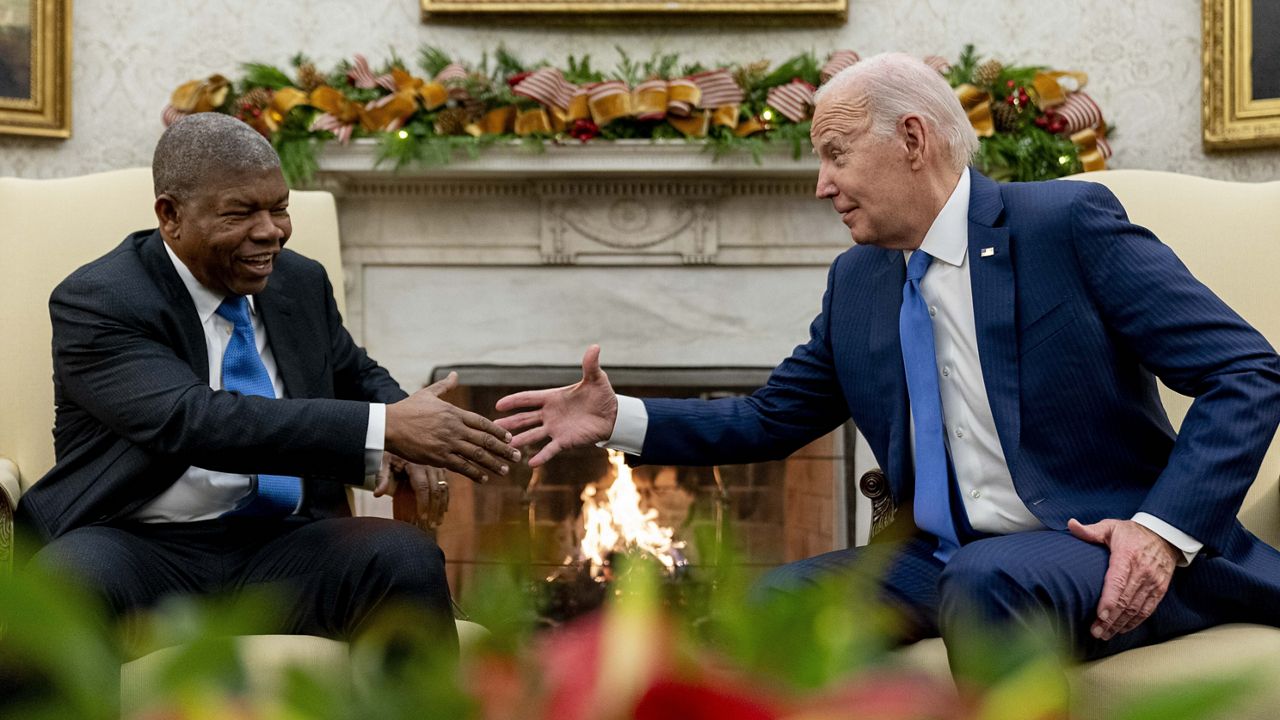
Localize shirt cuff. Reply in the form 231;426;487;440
597;395;648;455
363;403;386;484
1132;512;1202;566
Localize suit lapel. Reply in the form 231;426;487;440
256;270;313;399
967;171;1020;458
863;249;914;504
138;231;209;380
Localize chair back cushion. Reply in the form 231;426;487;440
0;168;344;491
1063;170;1280;547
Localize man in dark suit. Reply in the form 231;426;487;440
20;113;520;647
493;53;1280;665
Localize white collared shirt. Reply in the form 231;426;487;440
128;242;384;522
608;168;1201;564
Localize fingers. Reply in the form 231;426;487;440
495;388;551;413
528;439;564;468
495;410;542;433
1091;554;1131;640
460;409;517;449
373;457;396;497
510;426;550;450
1068;517;1111;545
581;344;602;382
423;371;459;397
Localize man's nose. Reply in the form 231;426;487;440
248;211;285;242
815;169;836;200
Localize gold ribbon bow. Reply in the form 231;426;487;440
954;84;994;138
170;74;231;114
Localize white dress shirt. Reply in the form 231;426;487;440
607;168;1201;564
129;242;385;522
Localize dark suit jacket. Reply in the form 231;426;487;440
18;229;408;542
638;170;1280;568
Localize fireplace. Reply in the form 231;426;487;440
424;366;858;608
317;142;877;606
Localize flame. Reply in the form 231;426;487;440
578;450;683;578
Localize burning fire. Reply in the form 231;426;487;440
577;450;685;579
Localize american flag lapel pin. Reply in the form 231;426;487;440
980;247;996;258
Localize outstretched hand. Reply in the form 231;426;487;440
494;345;619;467
1068;518;1180;641
384;371;520;483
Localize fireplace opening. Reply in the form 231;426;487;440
428;366;860;623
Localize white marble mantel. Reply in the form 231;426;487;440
314;140;853;386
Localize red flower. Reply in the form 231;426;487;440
569;119;601;142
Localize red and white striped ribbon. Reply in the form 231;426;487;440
820;50;860;84
666;78;698;117
587;80;630;104
512;67;580;110
766;80;817;123
1056;92;1103;134
633;79;669;121
161;105;186;127
348;54;397;91
434;63;469;85
689;69;744;108
310;114;353;144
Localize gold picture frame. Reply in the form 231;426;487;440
1203;0;1280;149
0;0;71;138
422;0;847;21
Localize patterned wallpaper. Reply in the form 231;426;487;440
1;0;1278;181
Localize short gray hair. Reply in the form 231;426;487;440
153;113;281;200
815;52;979;174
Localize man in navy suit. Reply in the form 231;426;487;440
494;54;1280;665
21;114;520;647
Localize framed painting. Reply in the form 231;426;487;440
421;0;847;21
1203;0;1280;149
0;0;71;138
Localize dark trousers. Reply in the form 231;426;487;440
755;530;1279;665
29;516;458;654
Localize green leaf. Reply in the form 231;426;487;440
240;62;294;90
418;46;453;77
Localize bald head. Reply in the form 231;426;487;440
815;53;978;174
153;113;282;201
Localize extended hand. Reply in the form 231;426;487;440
1068;518;1180;641
494;345;618;467
385;372;520;483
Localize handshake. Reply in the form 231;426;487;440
377;344;616;491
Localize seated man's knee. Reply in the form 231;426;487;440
351;519;449;599
938;541;1036;626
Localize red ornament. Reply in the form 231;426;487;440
507;70;533;88
568;118;601;142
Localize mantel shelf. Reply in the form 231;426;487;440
313;139;819;182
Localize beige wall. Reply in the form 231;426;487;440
1;0;1277;181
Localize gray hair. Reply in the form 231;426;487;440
153;113;281;200
814;52;979;174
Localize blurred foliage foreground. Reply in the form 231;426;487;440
0;538;1259;720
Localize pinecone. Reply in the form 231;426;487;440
239;87;272;111
434;106;471;135
296;63;324;92
973;59;1004;87
733;60;770;91
991;102;1022;132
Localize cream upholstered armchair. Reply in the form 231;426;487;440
861;170;1280;719
0;168;476;711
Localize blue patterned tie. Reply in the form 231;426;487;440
900;251;960;562
216;295;302;516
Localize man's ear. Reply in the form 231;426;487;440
155;194;181;240
901;115;928;170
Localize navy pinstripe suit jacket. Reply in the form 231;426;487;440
639;170;1280;571
18;230;408;542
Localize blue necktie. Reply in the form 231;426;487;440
215;295;302;517
900;251;960;562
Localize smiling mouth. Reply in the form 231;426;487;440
238;253;275;275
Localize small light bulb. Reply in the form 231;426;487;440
761;109;774;122
398;130;410;140
1058;155;1070;165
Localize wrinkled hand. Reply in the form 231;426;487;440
1068;518;1180;641
385;371;519;483
374;453;449;528
494;345;618;467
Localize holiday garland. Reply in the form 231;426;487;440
164;45;1112;186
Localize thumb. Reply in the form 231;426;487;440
581;344;602;382
1068;517;1111;546
424;371;458;396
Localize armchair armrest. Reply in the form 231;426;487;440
859;468;897;539
1;456;19;572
